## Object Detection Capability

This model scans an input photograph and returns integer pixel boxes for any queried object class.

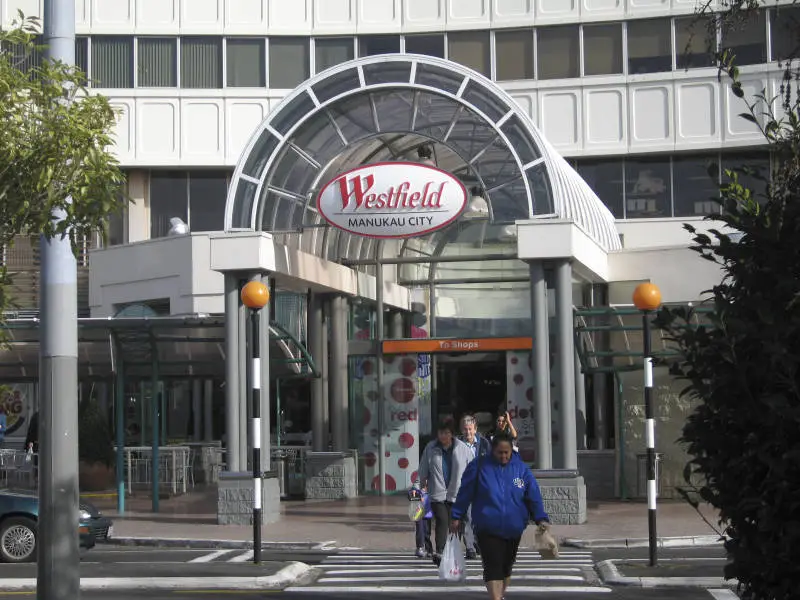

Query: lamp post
[632,282,662,567]
[241,280,270,565]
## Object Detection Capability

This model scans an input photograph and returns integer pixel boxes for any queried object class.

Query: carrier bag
[535,523,559,559]
[438,533,467,582]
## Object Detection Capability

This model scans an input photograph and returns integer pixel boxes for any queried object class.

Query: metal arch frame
[226,54,558,240]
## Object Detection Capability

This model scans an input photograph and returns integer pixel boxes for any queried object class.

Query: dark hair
[437,418,456,435]
[491,432,514,448]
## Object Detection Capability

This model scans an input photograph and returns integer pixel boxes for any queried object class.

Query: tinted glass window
[150,172,187,238]
[721,151,770,200]
[627,19,672,74]
[448,31,491,77]
[138,38,177,87]
[577,160,624,218]
[359,35,400,57]
[227,38,265,87]
[405,34,445,58]
[721,10,766,65]
[91,36,133,88]
[189,172,229,232]
[625,158,672,218]
[315,37,354,73]
[673,155,720,217]
[583,23,623,75]
[495,30,533,81]
[771,6,800,61]
[675,15,715,69]
[181,37,222,88]
[269,38,310,88]
[537,26,579,80]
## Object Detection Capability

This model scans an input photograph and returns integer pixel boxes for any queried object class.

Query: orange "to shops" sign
[382,337,532,355]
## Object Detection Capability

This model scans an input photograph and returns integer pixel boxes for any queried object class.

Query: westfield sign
[316,162,468,238]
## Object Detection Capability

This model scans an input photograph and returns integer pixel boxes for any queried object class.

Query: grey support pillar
[224,274,240,472]
[529,262,552,470]
[593,373,607,450]
[203,380,214,443]
[329,296,349,451]
[308,293,325,452]
[321,300,330,450]
[192,380,202,442]
[39,1,80,596]
[555,261,578,470]
[389,310,404,339]
[575,350,587,451]
[238,279,250,470]
[259,285,271,471]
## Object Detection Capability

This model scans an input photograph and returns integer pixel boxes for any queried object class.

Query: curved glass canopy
[226,54,621,263]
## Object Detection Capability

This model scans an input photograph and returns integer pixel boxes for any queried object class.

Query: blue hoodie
[452,452,548,540]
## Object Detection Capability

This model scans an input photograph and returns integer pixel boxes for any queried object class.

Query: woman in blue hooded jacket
[450,432,551,600]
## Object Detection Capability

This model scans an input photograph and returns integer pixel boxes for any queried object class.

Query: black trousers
[430,501,452,555]
[476,532,522,582]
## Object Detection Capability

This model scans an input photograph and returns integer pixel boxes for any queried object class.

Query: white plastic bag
[438,533,467,582]
[535,524,559,559]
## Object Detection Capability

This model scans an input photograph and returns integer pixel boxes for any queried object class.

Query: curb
[108,536,338,551]
[564,535,724,549]
[0,561,313,591]
[596,559,736,589]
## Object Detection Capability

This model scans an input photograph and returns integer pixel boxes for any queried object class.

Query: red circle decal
[371,474,397,492]
[399,358,417,377]
[390,378,416,404]
[398,433,415,449]
[398,458,409,469]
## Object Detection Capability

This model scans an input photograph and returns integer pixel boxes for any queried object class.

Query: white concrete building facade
[1,0,785,510]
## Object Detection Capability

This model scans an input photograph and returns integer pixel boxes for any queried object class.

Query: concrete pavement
[89,488,723,551]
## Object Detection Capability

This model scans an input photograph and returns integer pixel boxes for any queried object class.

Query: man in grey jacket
[417,418,472,564]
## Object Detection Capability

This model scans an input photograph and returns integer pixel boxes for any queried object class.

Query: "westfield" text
[337,175,447,211]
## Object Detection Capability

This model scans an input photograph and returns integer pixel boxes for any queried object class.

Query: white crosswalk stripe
[285,550,611,594]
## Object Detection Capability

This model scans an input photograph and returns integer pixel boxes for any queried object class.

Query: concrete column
[192,379,202,442]
[555,260,578,470]
[529,262,552,470]
[321,299,330,450]
[575,349,587,451]
[308,292,326,452]
[593,373,607,450]
[329,296,349,451]
[259,282,271,471]
[203,380,213,442]
[238,278,250,470]
[224,274,240,472]
[389,310,404,339]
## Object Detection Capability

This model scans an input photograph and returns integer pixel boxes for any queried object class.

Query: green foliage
[78,395,114,467]
[657,5,800,597]
[0,13,126,333]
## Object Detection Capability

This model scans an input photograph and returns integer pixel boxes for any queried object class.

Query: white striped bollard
[241,280,270,565]
[633,282,662,567]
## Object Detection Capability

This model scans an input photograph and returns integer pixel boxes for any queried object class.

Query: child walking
[408,486,433,558]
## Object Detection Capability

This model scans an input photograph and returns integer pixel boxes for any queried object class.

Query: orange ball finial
[241,281,270,310]
[632,282,662,312]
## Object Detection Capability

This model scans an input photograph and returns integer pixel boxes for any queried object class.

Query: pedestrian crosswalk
[285,550,612,594]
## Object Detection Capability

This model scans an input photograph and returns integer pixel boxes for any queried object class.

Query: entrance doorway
[436,352,506,433]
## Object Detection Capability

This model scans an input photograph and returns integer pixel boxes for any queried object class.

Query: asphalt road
[0,545,739,599]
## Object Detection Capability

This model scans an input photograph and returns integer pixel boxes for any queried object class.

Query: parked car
[0,490,113,563]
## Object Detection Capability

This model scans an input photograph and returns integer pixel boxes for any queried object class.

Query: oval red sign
[316,162,468,239]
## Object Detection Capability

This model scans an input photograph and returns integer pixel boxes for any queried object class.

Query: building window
[405,34,445,58]
[107,205,127,246]
[722,10,766,65]
[150,172,188,239]
[75,37,88,77]
[721,151,770,200]
[495,30,534,81]
[359,35,400,57]
[448,31,491,77]
[181,37,222,88]
[771,6,800,61]
[315,37,354,73]
[577,160,624,218]
[583,23,623,76]
[226,38,265,87]
[627,18,672,74]
[537,26,579,80]
[138,38,177,87]
[4,34,43,75]
[269,37,310,89]
[673,154,720,217]
[675,15,715,69]
[91,36,133,88]
[625,158,672,218]
[189,171,229,232]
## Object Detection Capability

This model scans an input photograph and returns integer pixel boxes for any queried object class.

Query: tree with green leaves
[656,3,800,599]
[0,14,125,317]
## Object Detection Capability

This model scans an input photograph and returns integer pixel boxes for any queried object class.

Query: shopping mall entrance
[436,352,506,430]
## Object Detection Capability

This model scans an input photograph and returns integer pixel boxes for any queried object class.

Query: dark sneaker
[465,549,477,560]
[432,553,441,567]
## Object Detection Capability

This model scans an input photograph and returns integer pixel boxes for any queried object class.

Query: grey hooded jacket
[418,438,473,503]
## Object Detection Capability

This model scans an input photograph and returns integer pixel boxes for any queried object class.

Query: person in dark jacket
[450,432,550,600]
[459,414,491,559]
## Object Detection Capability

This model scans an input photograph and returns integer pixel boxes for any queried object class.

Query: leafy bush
[655,96,800,597]
[78,396,114,467]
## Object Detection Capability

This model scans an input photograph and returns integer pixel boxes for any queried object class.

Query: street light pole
[241,280,270,565]
[632,282,662,567]
[39,0,80,598]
